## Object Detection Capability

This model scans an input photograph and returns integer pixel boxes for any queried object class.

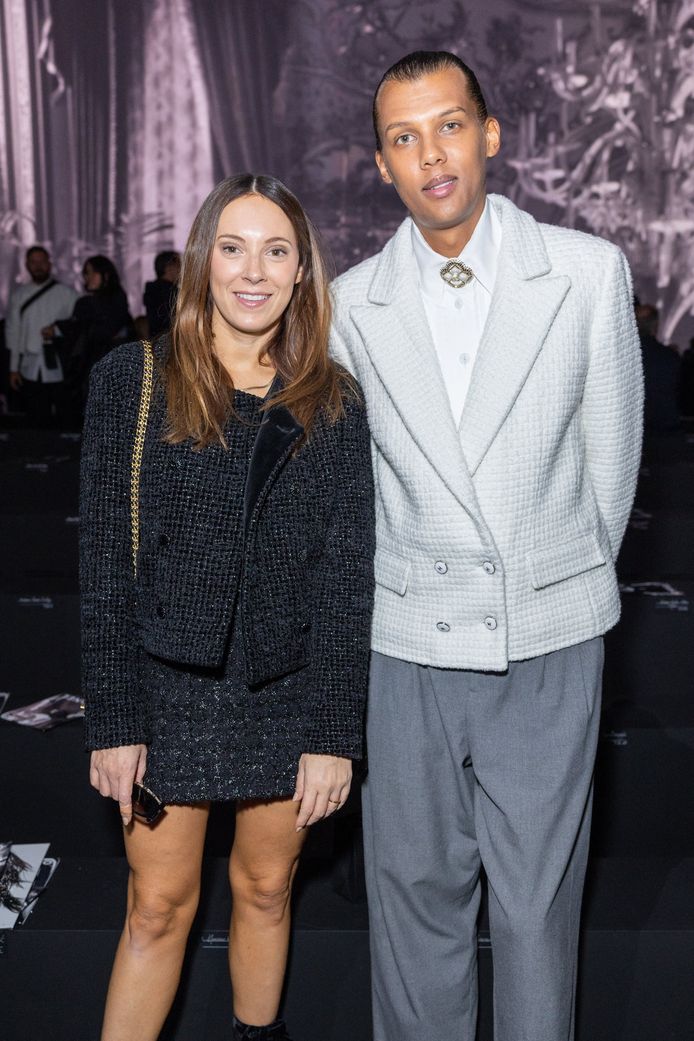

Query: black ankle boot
[232,1016,292,1040]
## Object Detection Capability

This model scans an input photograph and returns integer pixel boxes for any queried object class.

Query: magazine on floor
[0,842,51,928]
[1,693,83,730]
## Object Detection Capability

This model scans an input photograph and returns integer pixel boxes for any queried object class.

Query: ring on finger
[328,799,341,805]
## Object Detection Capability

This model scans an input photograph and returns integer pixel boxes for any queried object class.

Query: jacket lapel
[243,379,304,531]
[350,220,480,515]
[458,196,571,475]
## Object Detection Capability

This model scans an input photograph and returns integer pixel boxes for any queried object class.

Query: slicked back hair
[373,50,489,149]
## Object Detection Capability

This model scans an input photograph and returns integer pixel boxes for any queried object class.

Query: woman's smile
[233,290,273,309]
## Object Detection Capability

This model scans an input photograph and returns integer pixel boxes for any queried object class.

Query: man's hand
[90,744,148,826]
[9,371,22,392]
[41,324,56,339]
[293,753,352,830]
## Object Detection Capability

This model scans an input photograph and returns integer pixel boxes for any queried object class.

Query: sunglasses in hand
[132,781,165,824]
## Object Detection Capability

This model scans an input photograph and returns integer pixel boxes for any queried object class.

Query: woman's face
[208,194,303,344]
[83,263,103,292]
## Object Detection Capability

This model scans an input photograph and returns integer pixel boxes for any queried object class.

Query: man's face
[374,68,501,236]
[26,250,51,283]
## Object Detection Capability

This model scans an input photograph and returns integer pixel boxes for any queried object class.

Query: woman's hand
[90,744,148,826]
[293,754,352,830]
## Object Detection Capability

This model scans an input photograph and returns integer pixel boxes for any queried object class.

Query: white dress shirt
[5,280,79,382]
[412,198,502,425]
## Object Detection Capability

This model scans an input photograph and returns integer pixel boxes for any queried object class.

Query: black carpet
[1,424,693,1040]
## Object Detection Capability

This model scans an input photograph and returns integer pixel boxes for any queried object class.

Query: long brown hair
[165,174,350,448]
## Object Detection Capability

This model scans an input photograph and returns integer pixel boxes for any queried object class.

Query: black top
[143,279,177,338]
[58,288,134,366]
[79,340,376,764]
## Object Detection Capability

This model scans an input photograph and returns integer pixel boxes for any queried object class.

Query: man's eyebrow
[383,107,468,135]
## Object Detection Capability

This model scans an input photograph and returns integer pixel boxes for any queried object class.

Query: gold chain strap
[130,340,154,576]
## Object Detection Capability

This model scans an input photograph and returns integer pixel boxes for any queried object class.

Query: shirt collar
[411,197,502,304]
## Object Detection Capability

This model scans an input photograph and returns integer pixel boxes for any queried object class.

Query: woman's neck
[212,321,276,392]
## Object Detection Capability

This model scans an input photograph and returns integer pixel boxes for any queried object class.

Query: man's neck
[413,194,487,258]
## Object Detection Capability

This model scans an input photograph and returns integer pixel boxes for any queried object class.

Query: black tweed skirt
[141,623,308,804]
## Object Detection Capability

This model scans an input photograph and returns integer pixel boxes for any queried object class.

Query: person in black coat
[143,249,180,338]
[80,175,375,1041]
[46,254,134,422]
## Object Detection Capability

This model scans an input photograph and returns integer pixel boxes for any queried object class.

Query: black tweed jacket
[80,341,375,757]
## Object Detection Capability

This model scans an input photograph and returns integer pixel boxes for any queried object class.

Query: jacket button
[484,616,497,631]
[156,603,165,619]
[436,621,451,633]
[298,549,308,563]
[483,561,496,575]
[434,561,448,575]
[159,533,170,547]
[300,621,311,633]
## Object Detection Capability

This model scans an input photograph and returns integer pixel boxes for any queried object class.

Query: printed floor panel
[604,578,694,728]
[592,727,694,856]
[3,857,692,1041]
[0,514,79,594]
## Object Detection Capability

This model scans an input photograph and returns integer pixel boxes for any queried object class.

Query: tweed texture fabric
[330,194,644,671]
[80,341,375,775]
[141,392,308,802]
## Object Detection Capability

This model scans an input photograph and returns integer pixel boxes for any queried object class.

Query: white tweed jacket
[330,193,644,670]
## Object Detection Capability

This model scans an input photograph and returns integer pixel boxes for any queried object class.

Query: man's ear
[485,118,501,159]
[375,150,393,185]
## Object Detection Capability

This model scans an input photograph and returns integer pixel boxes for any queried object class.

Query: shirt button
[436,621,451,633]
[484,616,498,631]
[434,561,448,575]
[454,298,464,311]
[482,561,496,575]
[459,352,470,366]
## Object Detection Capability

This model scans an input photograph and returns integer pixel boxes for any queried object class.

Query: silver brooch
[440,260,474,289]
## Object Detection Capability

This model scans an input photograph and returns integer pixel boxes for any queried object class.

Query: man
[6,245,78,426]
[330,51,643,1041]
[143,250,180,338]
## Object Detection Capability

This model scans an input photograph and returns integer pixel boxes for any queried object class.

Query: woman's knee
[126,884,199,950]
[230,862,296,924]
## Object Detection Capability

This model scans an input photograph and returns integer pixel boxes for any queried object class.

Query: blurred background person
[5,245,78,427]
[636,301,682,431]
[678,335,694,420]
[143,249,180,338]
[46,255,135,423]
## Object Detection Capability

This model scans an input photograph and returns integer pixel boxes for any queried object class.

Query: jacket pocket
[374,547,411,596]
[528,531,607,591]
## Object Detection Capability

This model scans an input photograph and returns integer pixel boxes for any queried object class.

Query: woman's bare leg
[100,803,210,1041]
[229,797,307,1025]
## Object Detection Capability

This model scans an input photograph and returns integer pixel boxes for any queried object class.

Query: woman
[48,254,134,419]
[80,175,375,1041]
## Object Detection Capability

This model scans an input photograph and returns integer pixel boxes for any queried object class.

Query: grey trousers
[362,638,604,1041]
